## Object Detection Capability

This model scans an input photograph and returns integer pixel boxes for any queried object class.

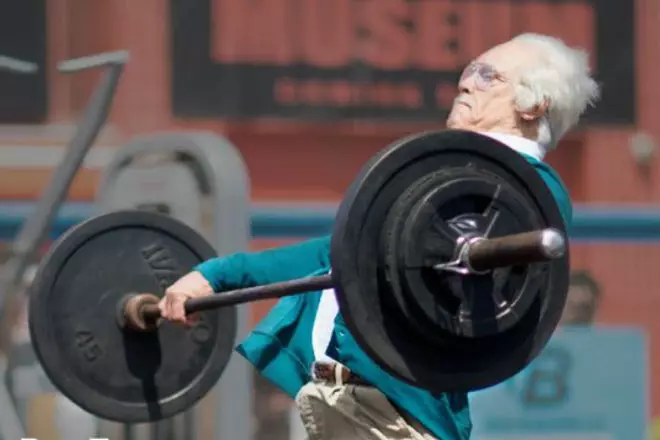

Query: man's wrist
[193,259,224,292]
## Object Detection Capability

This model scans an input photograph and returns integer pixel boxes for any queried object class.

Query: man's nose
[458,76,474,94]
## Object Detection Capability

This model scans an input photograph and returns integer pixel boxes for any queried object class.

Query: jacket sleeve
[535,166,573,229]
[193,236,331,292]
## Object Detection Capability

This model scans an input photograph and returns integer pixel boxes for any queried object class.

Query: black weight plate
[388,170,543,337]
[331,130,569,393]
[29,210,237,423]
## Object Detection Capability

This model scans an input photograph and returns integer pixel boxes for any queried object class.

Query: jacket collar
[479,131,546,161]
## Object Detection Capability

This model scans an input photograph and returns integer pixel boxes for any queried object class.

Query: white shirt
[479,132,546,161]
[311,272,340,362]
[310,133,545,361]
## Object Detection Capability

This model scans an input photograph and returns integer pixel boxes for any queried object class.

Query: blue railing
[0,202,659,242]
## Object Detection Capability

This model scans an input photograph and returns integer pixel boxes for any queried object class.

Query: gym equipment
[0,50,129,314]
[29,130,569,423]
[0,55,38,73]
[95,132,252,439]
[0,53,40,440]
[0,51,128,440]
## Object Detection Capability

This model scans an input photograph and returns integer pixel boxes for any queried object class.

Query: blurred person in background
[559,270,601,326]
[158,33,599,440]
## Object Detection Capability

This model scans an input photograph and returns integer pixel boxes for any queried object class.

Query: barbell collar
[121,293,161,331]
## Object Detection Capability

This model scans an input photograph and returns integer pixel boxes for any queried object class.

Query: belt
[311,361,371,386]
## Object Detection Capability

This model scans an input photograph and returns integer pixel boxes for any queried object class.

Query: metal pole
[0,55,38,74]
[0,50,130,309]
[0,356,27,440]
[0,51,128,440]
[0,56,38,440]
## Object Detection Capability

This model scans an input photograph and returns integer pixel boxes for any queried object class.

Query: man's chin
[446,119,477,132]
[446,117,461,129]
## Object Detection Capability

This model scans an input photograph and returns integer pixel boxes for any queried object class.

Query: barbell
[27,130,570,423]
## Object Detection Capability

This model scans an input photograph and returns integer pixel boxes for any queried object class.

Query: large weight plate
[29,210,236,423]
[383,168,543,337]
[331,130,569,393]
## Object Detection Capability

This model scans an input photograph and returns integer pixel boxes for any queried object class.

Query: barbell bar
[123,228,565,331]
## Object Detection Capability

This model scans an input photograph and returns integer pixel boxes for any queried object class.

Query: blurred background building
[0,0,658,439]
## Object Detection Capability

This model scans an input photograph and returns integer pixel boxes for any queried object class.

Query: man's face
[560,283,598,325]
[446,41,537,132]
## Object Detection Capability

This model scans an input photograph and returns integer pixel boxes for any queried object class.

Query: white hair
[510,33,600,149]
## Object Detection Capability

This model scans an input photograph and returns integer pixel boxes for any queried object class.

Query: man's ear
[519,97,550,121]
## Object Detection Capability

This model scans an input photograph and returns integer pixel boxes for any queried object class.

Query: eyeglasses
[459,62,506,90]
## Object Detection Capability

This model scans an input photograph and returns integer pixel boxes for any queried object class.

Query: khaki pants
[295,381,437,440]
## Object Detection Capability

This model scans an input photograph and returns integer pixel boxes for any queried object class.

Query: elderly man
[159,33,599,439]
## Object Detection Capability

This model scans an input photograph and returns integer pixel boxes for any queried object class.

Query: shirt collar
[478,131,546,161]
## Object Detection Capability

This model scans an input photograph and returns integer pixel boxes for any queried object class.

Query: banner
[171,0,635,124]
[469,327,648,440]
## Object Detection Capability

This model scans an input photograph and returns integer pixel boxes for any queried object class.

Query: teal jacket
[195,154,572,440]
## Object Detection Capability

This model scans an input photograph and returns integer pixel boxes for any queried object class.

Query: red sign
[211,0,595,71]
[171,0,633,124]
